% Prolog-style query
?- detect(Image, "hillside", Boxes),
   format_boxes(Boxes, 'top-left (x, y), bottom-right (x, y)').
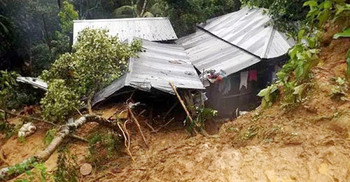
top-left (87, 24), bottom-right (350, 181)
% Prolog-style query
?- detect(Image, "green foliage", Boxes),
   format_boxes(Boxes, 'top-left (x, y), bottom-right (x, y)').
top-left (166, 0), bottom-right (241, 36)
top-left (186, 106), bottom-right (217, 134)
top-left (330, 77), bottom-right (348, 101)
top-left (41, 29), bottom-right (141, 97)
top-left (43, 128), bottom-right (57, 146)
top-left (58, 1), bottom-right (78, 34)
top-left (304, 0), bottom-right (333, 27)
top-left (114, 0), bottom-right (168, 18)
top-left (258, 84), bottom-right (279, 108)
top-left (14, 162), bottom-right (53, 182)
top-left (40, 29), bottom-right (141, 122)
top-left (5, 157), bottom-right (53, 181)
top-left (346, 49), bottom-right (350, 79)
top-left (258, 0), bottom-right (350, 110)
top-left (0, 71), bottom-right (38, 110)
top-left (242, 125), bottom-right (259, 140)
top-left (0, 120), bottom-right (16, 139)
top-left (241, 0), bottom-right (309, 37)
top-left (0, 70), bottom-right (19, 109)
top-left (55, 147), bottom-right (79, 182)
top-left (333, 28), bottom-right (350, 39)
top-left (87, 130), bottom-right (122, 167)
top-left (40, 79), bottom-right (83, 123)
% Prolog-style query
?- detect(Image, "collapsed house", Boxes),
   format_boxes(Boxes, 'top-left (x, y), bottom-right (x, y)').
top-left (72, 17), bottom-right (205, 108)
top-left (177, 7), bottom-right (295, 117)
top-left (92, 40), bottom-right (205, 106)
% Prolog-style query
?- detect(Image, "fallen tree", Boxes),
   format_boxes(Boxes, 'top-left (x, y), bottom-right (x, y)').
top-left (0, 114), bottom-right (118, 181)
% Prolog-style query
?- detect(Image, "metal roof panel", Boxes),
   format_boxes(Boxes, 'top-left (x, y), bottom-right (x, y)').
top-left (92, 40), bottom-right (204, 106)
top-left (73, 17), bottom-right (177, 43)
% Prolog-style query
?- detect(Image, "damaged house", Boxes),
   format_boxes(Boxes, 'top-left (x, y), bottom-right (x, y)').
top-left (73, 18), bottom-right (205, 112)
top-left (177, 7), bottom-right (295, 117)
top-left (19, 9), bottom-right (294, 119)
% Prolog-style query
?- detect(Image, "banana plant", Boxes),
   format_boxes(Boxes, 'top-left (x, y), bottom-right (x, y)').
top-left (113, 0), bottom-right (167, 18)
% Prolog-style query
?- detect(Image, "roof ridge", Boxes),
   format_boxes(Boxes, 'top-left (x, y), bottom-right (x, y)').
top-left (196, 26), bottom-right (261, 59)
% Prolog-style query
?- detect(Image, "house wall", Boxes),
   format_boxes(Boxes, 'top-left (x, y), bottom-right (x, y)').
top-left (204, 59), bottom-right (285, 118)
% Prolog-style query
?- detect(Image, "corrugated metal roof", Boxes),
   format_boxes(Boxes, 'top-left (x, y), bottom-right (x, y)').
top-left (92, 40), bottom-right (204, 106)
top-left (73, 17), bottom-right (177, 43)
top-left (198, 7), bottom-right (294, 59)
top-left (177, 7), bottom-right (295, 75)
top-left (177, 29), bottom-right (260, 76)
top-left (16, 77), bottom-right (48, 91)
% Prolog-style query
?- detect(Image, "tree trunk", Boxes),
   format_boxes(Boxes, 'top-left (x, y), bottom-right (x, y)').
top-left (41, 14), bottom-right (52, 61)
top-left (57, 0), bottom-right (62, 9)
top-left (140, 0), bottom-right (148, 17)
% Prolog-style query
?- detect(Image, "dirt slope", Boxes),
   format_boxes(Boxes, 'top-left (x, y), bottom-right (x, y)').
top-left (90, 28), bottom-right (350, 181)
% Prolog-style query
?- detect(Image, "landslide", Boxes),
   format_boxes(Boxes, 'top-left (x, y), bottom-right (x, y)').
top-left (92, 26), bottom-right (350, 181)
top-left (1, 26), bottom-right (350, 182)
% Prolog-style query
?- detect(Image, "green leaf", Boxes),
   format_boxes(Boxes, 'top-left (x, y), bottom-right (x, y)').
top-left (323, 1), bottom-right (332, 9)
top-left (333, 28), bottom-right (350, 39)
top-left (258, 88), bottom-right (269, 97)
top-left (297, 29), bottom-right (305, 42)
top-left (303, 0), bottom-right (317, 7)
top-left (346, 49), bottom-right (350, 79)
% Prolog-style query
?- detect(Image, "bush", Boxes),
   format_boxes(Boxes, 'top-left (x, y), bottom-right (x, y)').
top-left (0, 71), bottom-right (39, 110)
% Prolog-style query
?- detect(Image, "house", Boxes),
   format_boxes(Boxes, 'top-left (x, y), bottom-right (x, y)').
top-left (177, 7), bottom-right (295, 117)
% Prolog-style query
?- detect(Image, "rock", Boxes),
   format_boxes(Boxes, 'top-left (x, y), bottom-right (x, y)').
top-left (80, 163), bottom-right (92, 176)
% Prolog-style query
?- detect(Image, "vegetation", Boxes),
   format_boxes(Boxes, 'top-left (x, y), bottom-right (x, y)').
top-left (241, 0), bottom-right (309, 37)
top-left (258, 0), bottom-right (350, 109)
top-left (0, 71), bottom-right (39, 110)
top-left (55, 147), bottom-right (80, 182)
top-left (87, 129), bottom-right (122, 167)
top-left (166, 0), bottom-right (241, 36)
top-left (13, 162), bottom-right (53, 182)
top-left (1, 0), bottom-right (241, 75)
top-left (114, 0), bottom-right (168, 18)
top-left (186, 106), bottom-right (218, 134)
top-left (40, 29), bottom-right (142, 123)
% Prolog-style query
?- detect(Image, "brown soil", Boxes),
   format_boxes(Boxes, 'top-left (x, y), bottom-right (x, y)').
top-left (1, 31), bottom-right (350, 182)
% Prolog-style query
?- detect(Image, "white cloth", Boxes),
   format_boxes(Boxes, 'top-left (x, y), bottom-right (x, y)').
top-left (240, 71), bottom-right (248, 90)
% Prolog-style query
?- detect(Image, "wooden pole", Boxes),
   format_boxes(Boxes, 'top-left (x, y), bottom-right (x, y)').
top-left (169, 82), bottom-right (198, 134)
